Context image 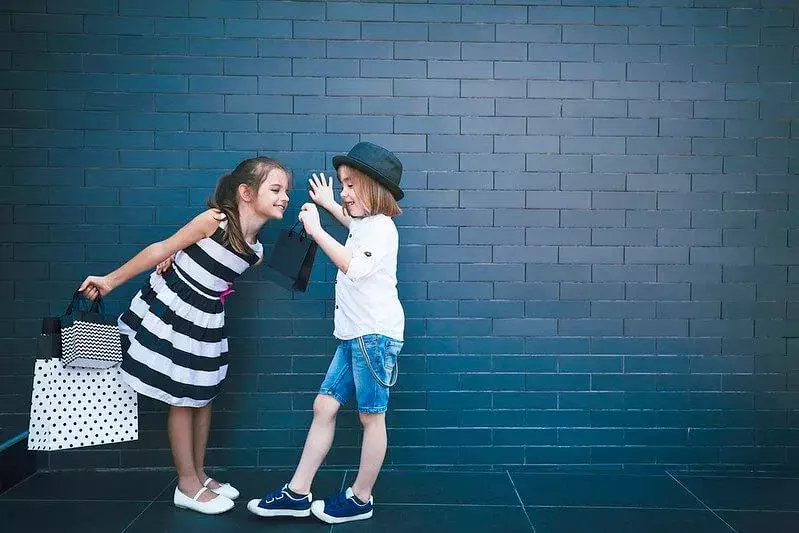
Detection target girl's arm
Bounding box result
[79,210,220,301]
[299,203,352,274]
[309,173,351,228]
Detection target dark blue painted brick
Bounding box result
[4,0,799,472]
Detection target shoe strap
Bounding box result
[202,478,215,488]
[193,486,209,501]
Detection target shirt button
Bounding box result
[335,305,339,309]
[349,234,352,238]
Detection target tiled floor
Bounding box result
[1,468,798,532]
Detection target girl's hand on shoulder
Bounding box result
[78,275,114,302]
[155,254,175,275]
[298,202,322,236]
[308,172,336,209]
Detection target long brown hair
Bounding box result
[208,157,290,255]
[349,166,402,218]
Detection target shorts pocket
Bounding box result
[383,339,402,376]
[357,335,401,388]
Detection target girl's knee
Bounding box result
[313,394,340,420]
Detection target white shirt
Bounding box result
[334,214,405,341]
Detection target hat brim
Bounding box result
[332,155,404,201]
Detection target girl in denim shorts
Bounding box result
[248,142,405,524]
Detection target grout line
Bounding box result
[507,470,536,533]
[340,502,522,508]
[1,498,164,503]
[666,470,737,533]
[329,469,348,533]
[0,471,38,497]
[669,473,799,481]
[6,497,792,513]
[120,475,176,533]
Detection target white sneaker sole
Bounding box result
[247,499,311,518]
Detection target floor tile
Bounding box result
[343,470,519,505]
[720,510,799,533]
[527,507,733,533]
[334,504,533,533]
[510,473,701,509]
[158,468,345,502]
[675,475,799,511]
[126,502,327,533]
[0,470,174,501]
[0,500,146,533]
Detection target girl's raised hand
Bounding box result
[308,172,336,209]
[298,202,322,236]
[78,275,114,302]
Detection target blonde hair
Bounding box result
[347,166,402,218]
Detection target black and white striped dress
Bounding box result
[118,218,262,407]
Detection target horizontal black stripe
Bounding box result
[173,262,221,298]
[157,270,221,313]
[183,241,239,283]
[136,287,224,343]
[121,325,228,373]
[211,227,260,264]
[122,353,223,403]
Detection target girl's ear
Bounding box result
[238,183,254,203]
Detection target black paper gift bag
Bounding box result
[265,221,318,292]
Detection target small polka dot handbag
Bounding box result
[28,312,138,451]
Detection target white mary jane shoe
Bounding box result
[204,477,240,500]
[173,486,234,515]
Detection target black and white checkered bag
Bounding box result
[60,290,122,369]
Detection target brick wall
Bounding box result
[2,0,798,471]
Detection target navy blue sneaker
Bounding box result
[247,484,312,518]
[311,487,373,524]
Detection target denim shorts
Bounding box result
[319,334,403,414]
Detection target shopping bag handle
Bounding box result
[288,220,308,240]
[65,289,103,316]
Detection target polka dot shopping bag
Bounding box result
[28,313,138,451]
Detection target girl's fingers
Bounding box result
[310,173,332,190]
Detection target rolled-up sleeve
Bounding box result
[344,221,397,283]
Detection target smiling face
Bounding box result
[253,167,290,220]
[337,164,369,218]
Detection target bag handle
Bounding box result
[64,289,103,316]
[288,220,308,241]
[357,336,399,388]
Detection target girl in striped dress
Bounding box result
[79,157,290,515]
